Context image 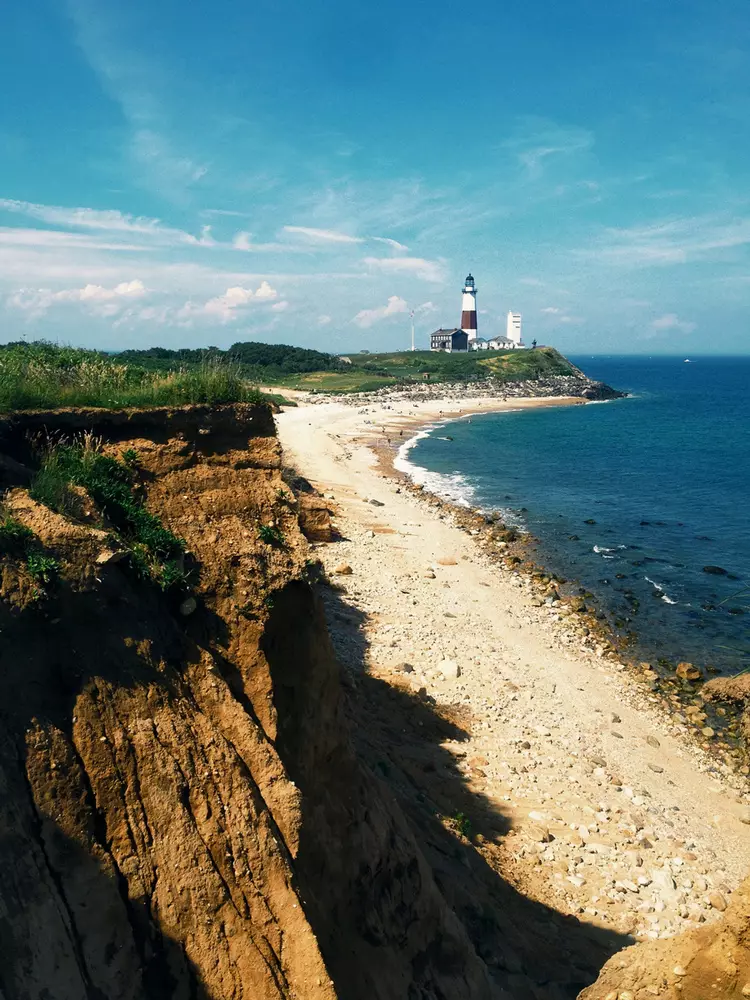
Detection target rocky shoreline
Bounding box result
[306,373,625,405]
[389,472,750,777]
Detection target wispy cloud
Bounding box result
[64,0,209,202]
[581,213,750,267]
[353,295,408,328]
[363,256,446,283]
[283,225,409,252]
[283,225,363,245]
[0,198,200,246]
[504,121,594,178]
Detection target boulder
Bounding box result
[676,662,702,681]
[298,495,334,542]
[333,563,353,576]
[439,659,461,680]
[703,565,729,575]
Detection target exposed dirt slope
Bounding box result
[579,875,750,1000]
[0,404,494,1000]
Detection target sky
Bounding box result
[1,0,749,355]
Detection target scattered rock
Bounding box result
[96,548,127,565]
[646,735,661,748]
[369,499,385,507]
[333,563,353,575]
[393,662,414,674]
[703,565,728,575]
[439,659,460,680]
[527,824,552,844]
[708,892,727,911]
[422,570,436,579]
[648,763,664,774]
[676,661,702,681]
[609,712,621,724]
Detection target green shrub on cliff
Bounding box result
[0,515,35,556]
[30,437,186,589]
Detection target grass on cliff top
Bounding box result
[271,346,578,393]
[0,342,270,411]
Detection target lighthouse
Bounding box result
[461,273,478,345]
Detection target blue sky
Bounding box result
[1,0,749,354]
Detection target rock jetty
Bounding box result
[308,373,625,406]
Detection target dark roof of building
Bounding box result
[430,327,461,336]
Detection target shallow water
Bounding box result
[396,356,750,673]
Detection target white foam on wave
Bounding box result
[394,424,478,507]
[645,576,678,604]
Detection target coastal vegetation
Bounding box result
[0,341,266,411]
[0,340,584,404]
[118,341,579,392]
[30,435,188,592]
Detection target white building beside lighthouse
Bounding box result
[506,311,523,347]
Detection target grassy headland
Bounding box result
[118,342,580,394]
[0,339,583,409]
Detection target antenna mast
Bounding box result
[410,309,415,351]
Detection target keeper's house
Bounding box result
[429,328,469,353]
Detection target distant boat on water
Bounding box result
[684,358,692,363]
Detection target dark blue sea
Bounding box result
[396,356,750,674]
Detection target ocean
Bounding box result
[396,356,750,674]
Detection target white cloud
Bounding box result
[414,301,436,315]
[363,256,447,283]
[186,281,279,323]
[317,314,332,325]
[541,306,561,314]
[253,280,277,300]
[284,225,363,245]
[353,295,408,328]
[650,313,696,334]
[271,300,289,312]
[233,231,253,250]
[8,279,147,316]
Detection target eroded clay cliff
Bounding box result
[0,403,498,1000]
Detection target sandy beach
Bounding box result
[276,393,750,942]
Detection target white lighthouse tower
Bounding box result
[461,273,478,345]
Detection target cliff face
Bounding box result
[0,404,495,1000]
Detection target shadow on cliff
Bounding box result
[267,580,632,1000]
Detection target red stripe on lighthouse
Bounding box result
[461,311,477,329]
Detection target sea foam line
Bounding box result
[645,576,678,604]
[394,423,477,507]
